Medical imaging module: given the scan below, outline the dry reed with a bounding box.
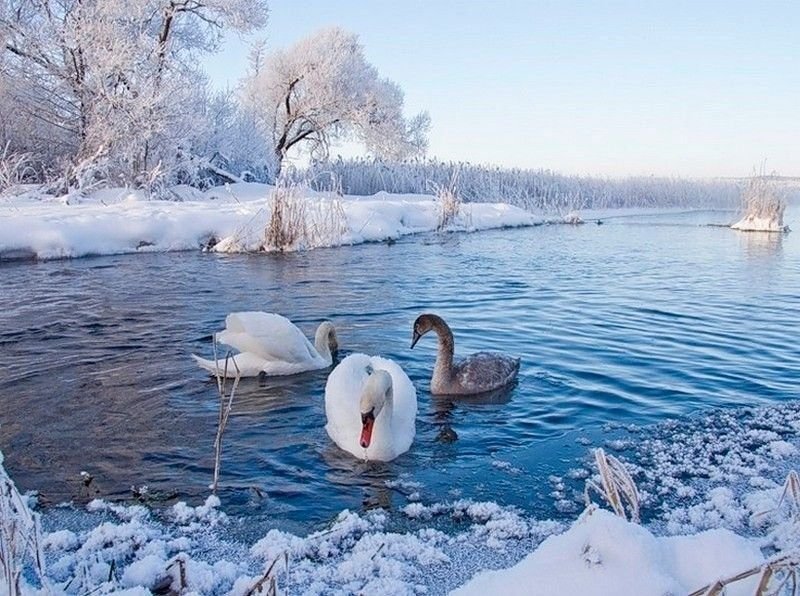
[584,448,641,523]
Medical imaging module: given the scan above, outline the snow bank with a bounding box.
[451,508,762,596]
[0,184,539,260]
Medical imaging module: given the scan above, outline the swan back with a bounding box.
[196,312,340,377]
[217,312,319,363]
[325,354,417,462]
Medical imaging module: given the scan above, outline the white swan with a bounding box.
[193,312,338,378]
[325,354,417,462]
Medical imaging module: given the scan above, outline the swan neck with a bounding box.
[314,324,334,363]
[432,319,455,381]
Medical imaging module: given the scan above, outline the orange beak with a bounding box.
[360,410,375,448]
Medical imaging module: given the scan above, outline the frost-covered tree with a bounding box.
[0,0,268,189]
[243,27,429,176]
[186,87,277,185]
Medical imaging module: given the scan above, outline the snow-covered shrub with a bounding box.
[731,175,788,232]
[430,170,463,230]
[0,144,38,195]
[261,184,348,252]
[264,184,309,251]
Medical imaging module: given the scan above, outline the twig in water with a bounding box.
[211,334,241,495]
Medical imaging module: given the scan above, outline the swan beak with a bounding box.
[360,410,375,448]
[410,331,421,349]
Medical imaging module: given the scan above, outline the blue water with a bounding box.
[1,209,798,534]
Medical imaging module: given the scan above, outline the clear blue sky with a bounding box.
[203,0,799,178]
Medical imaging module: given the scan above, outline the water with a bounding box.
[2,209,799,535]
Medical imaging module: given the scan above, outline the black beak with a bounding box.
[410,330,421,349]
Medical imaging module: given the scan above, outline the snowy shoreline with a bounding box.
[4,398,799,595]
[0,183,539,261]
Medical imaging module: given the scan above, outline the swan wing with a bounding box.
[455,352,520,394]
[369,355,417,445]
[217,312,319,364]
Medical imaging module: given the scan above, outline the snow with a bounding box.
[0,183,539,260]
[452,508,763,596]
[731,214,790,232]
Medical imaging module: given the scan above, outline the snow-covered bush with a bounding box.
[431,170,463,230]
[264,184,309,251]
[0,143,37,195]
[731,175,789,232]
[262,185,349,252]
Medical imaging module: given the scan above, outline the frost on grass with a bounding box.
[0,452,47,595]
[43,496,245,595]
[34,497,558,595]
[454,402,800,596]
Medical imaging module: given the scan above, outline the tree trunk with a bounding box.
[273,148,284,181]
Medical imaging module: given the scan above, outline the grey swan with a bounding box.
[410,313,520,395]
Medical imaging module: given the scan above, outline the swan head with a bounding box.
[410,313,438,349]
[315,321,338,358]
[359,369,393,449]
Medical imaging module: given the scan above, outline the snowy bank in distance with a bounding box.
[452,507,763,596]
[0,184,539,260]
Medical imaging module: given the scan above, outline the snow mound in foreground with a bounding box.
[452,508,763,596]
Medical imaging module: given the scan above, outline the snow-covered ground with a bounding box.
[4,399,799,595]
[0,184,538,260]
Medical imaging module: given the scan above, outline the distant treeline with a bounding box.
[302,158,741,213]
